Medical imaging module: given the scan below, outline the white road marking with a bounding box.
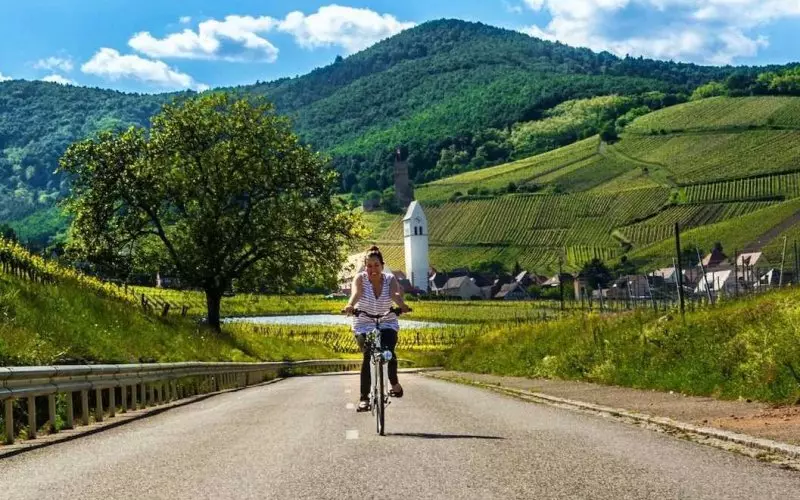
[346,430,359,440]
[346,403,355,410]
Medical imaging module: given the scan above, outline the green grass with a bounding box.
[0,274,344,366]
[445,286,800,403]
[626,96,800,134]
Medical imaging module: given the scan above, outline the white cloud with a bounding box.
[278,5,415,53]
[34,56,74,72]
[127,6,414,62]
[82,48,208,91]
[130,15,279,62]
[0,72,11,82]
[42,74,75,85]
[520,0,800,64]
[180,16,192,24]
[504,1,525,14]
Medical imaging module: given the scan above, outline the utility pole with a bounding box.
[559,256,565,312]
[674,223,685,319]
[779,236,788,287]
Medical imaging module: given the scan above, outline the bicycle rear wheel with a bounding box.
[376,359,385,436]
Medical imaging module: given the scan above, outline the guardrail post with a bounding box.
[140,383,147,408]
[95,388,104,422]
[65,393,74,429]
[171,380,177,402]
[109,388,116,418]
[4,399,14,444]
[48,394,57,433]
[27,396,37,439]
[121,386,128,413]
[81,390,89,425]
[148,384,155,406]
[131,384,137,410]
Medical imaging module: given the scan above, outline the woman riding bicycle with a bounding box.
[344,245,411,412]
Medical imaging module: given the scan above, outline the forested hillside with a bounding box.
[0,19,796,241]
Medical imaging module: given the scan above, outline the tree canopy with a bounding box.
[59,93,362,330]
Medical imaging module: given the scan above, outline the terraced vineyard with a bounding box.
[626,96,800,134]
[415,136,599,203]
[618,201,777,247]
[614,130,800,184]
[363,96,800,273]
[684,172,800,202]
[372,188,670,271]
[628,198,800,267]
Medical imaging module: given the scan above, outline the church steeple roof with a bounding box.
[403,201,426,222]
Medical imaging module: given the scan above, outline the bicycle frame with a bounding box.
[351,307,405,436]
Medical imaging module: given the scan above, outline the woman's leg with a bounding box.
[380,329,399,386]
[357,336,370,400]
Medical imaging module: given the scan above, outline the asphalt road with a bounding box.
[3,374,800,499]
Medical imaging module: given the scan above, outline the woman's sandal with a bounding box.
[389,386,404,398]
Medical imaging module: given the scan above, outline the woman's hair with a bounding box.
[364,245,384,266]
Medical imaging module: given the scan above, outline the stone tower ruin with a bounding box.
[394,147,414,209]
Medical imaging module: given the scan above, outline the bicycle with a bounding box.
[348,307,409,436]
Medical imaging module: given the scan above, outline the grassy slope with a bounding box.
[363,96,800,273]
[627,197,800,267]
[0,273,342,366]
[445,287,800,403]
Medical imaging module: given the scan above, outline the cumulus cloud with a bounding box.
[179,16,192,24]
[34,56,74,72]
[520,0,800,64]
[42,74,76,85]
[278,5,416,53]
[127,6,414,62]
[129,15,279,62]
[0,72,11,82]
[82,48,208,91]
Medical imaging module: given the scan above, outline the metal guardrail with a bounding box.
[0,359,362,445]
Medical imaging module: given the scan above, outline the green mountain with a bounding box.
[365,96,800,275]
[0,19,795,241]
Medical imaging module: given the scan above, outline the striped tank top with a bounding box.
[353,271,400,335]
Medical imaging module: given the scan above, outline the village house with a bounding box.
[695,269,736,297]
[700,247,728,270]
[606,275,653,300]
[756,268,793,288]
[439,275,483,300]
[735,251,766,283]
[494,282,529,300]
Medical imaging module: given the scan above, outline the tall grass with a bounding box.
[0,274,342,366]
[446,288,800,403]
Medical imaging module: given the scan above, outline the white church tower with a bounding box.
[403,201,429,292]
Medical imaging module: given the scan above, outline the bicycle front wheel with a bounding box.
[376,359,385,436]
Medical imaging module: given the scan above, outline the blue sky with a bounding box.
[1,1,798,93]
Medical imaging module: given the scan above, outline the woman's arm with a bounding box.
[390,275,411,312]
[344,274,363,314]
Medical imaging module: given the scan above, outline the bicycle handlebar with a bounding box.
[342,307,410,318]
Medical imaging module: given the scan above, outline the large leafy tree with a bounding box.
[59,93,361,331]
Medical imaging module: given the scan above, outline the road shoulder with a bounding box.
[424,370,800,469]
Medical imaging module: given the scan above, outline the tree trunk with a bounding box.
[205,287,223,332]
